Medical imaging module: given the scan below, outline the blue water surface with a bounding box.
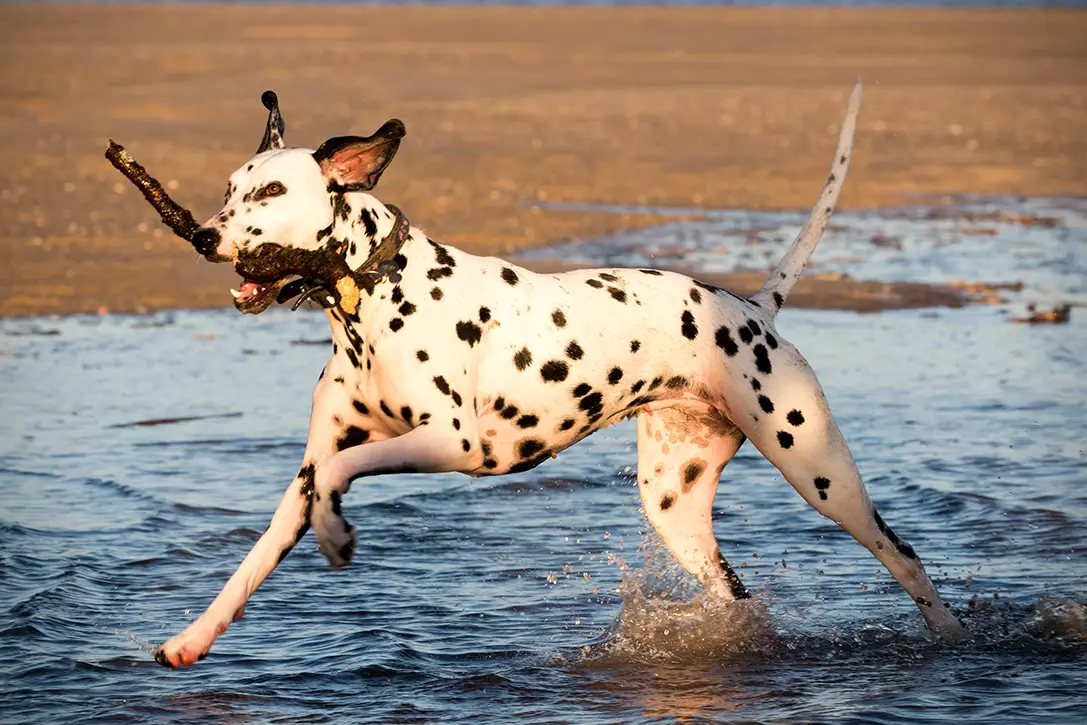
[1,197,1085,724]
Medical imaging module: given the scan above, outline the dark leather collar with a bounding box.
[278,204,410,310]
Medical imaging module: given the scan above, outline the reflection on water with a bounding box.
[0,198,1084,724]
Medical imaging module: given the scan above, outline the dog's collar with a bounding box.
[278,204,411,312]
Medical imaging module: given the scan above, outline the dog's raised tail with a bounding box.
[751,81,862,315]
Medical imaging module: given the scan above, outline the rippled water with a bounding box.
[1,197,1085,724]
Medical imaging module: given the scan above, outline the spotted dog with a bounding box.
[153,84,964,668]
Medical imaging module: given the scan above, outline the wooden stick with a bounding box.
[105,140,200,243]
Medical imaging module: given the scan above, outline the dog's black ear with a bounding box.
[257,90,286,154]
[313,120,405,191]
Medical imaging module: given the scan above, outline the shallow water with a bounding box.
[1,197,1085,724]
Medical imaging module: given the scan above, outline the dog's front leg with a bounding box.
[154,381,345,668]
[312,424,483,568]
[153,466,314,668]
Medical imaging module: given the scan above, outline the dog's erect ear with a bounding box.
[313,120,406,191]
[257,90,286,154]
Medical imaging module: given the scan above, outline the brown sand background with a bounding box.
[0,5,1084,316]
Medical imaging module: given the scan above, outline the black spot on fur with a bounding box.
[456,321,483,347]
[510,347,532,370]
[754,344,772,374]
[540,360,569,382]
[750,378,761,392]
[452,418,461,430]
[572,383,592,398]
[630,380,645,394]
[648,376,663,390]
[715,326,739,356]
[682,460,705,487]
[399,301,416,317]
[579,392,603,412]
[739,325,753,344]
[501,267,519,286]
[874,509,918,559]
[518,438,546,459]
[599,272,618,282]
[427,267,453,281]
[461,438,471,452]
[608,287,627,303]
[773,292,784,309]
[494,396,505,411]
[379,401,393,418]
[337,426,370,450]
[758,395,774,413]
[517,415,539,429]
[391,286,404,304]
[434,376,451,395]
[500,405,519,420]
[689,288,702,304]
[747,319,762,337]
[777,431,794,449]
[552,310,567,327]
[479,306,491,323]
[400,406,413,423]
[630,340,641,353]
[787,410,805,426]
[430,241,456,268]
[681,310,698,340]
[451,391,463,407]
[665,376,687,389]
[417,350,429,362]
[639,269,662,276]
[585,279,603,289]
[608,367,624,385]
[766,333,778,350]
[389,318,404,332]
[559,418,575,431]
[430,287,444,301]
[660,493,676,511]
[352,400,369,415]
[359,208,377,237]
[566,341,583,360]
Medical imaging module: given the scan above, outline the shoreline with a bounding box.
[1,5,1084,316]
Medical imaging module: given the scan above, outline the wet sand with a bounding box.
[0,5,1084,316]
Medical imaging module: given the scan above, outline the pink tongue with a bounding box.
[240,280,264,297]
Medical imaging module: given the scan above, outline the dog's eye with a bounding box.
[262,182,286,197]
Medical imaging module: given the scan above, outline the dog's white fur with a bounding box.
[153,83,964,668]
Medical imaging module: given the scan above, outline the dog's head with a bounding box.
[192,91,405,314]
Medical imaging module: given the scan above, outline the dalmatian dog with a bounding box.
[153,84,965,668]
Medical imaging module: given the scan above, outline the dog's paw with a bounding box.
[313,498,356,569]
[154,624,219,669]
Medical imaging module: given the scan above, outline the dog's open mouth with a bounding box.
[230,276,291,314]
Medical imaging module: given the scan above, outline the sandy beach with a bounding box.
[0,5,1083,316]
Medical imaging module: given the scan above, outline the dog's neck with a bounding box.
[322,189,428,357]
[328,188,401,272]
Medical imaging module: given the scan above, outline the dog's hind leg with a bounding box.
[725,334,966,639]
[636,403,750,599]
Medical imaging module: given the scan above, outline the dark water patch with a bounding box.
[109,412,243,429]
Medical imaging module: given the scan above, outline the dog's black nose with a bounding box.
[191,227,222,256]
